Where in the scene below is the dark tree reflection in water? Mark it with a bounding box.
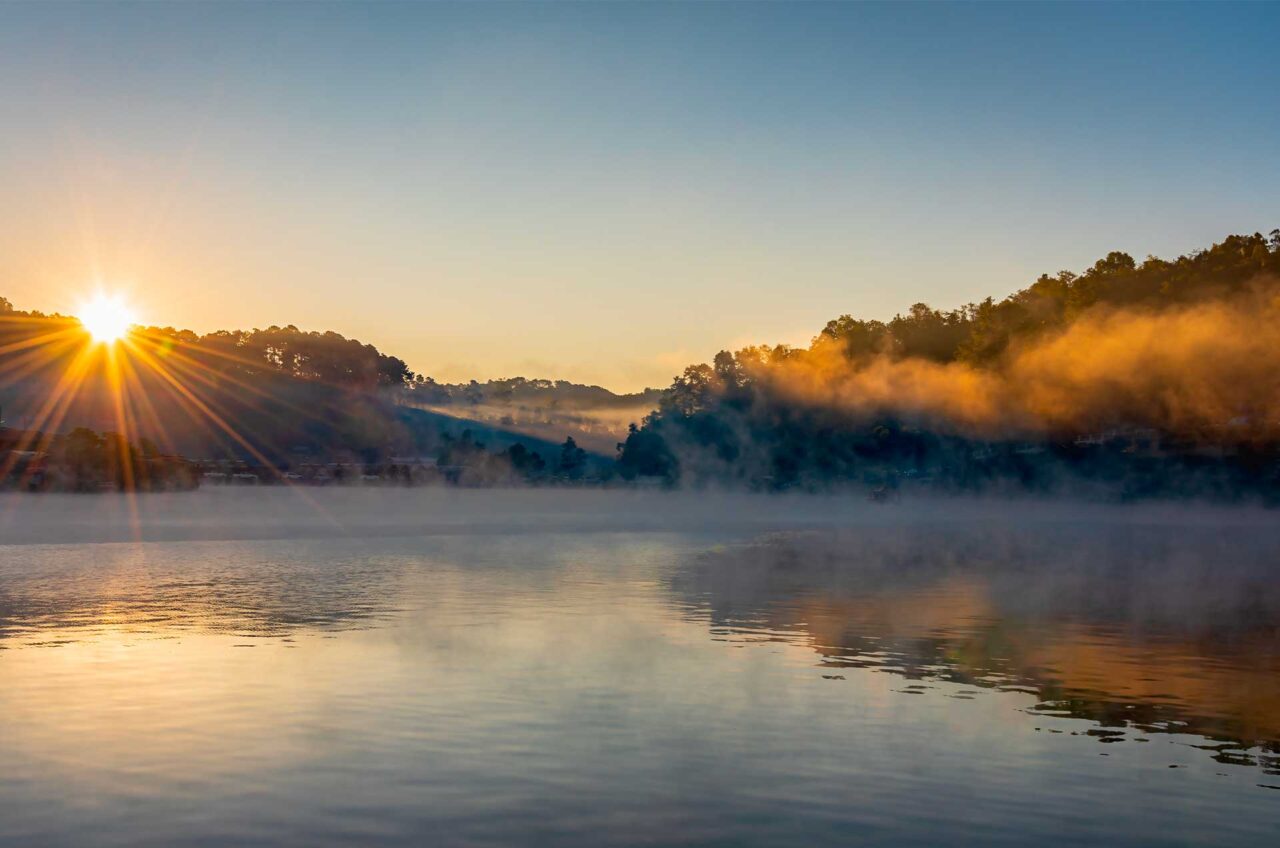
[0,490,1277,847]
[671,523,1280,776]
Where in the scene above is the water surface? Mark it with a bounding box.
[0,490,1276,846]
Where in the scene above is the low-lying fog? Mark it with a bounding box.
[0,487,1274,546]
[2,487,1278,846]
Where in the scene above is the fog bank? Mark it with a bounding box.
[0,488,1275,546]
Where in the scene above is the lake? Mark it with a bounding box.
[0,489,1276,846]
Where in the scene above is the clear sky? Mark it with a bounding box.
[1,1,1276,391]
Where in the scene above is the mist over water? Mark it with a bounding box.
[0,490,1276,846]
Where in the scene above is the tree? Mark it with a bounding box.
[506,442,547,476]
[617,422,676,481]
[557,436,586,479]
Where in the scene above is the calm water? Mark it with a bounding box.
[0,490,1277,847]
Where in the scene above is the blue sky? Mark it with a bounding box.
[1,2,1276,389]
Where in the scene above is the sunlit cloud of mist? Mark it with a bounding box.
[755,281,1280,438]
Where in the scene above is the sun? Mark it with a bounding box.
[78,292,137,344]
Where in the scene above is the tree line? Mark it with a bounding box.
[5,229,1280,498]
[618,230,1280,499]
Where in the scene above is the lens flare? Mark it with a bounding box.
[78,293,137,344]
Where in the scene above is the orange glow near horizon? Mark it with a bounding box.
[0,294,340,536]
[77,293,137,345]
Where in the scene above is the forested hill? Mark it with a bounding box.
[401,377,664,455]
[619,230,1280,497]
[410,377,662,411]
[0,307,584,468]
[0,301,659,462]
[5,228,1280,497]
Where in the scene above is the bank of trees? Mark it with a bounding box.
[6,230,1280,497]
[0,426,198,492]
[807,230,1280,367]
[411,376,663,410]
[0,308,431,462]
[619,231,1280,497]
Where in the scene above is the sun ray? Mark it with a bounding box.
[0,325,83,359]
[115,348,177,457]
[2,342,99,485]
[125,342,283,470]
[122,339,343,527]
[104,343,141,538]
[152,344,315,423]
[0,302,343,532]
[0,335,83,386]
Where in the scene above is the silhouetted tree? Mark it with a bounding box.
[557,436,587,479]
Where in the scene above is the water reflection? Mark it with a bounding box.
[671,523,1280,775]
[0,538,401,647]
[2,499,1279,846]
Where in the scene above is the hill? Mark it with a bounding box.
[0,307,602,482]
[619,230,1280,498]
[6,229,1280,498]
[406,377,663,454]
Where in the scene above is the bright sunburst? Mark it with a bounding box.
[78,293,137,344]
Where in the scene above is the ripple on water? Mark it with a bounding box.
[0,499,1278,847]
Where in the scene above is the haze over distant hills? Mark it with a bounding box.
[406,378,664,454]
[4,230,1280,498]
[0,304,612,467]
